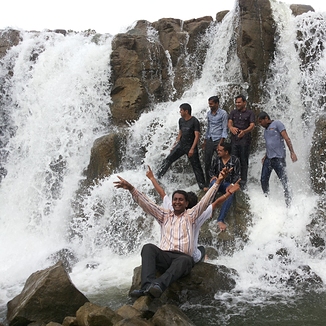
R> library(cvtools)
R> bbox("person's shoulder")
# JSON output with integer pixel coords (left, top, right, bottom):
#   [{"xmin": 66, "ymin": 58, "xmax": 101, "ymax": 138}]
[{"xmin": 231, "ymin": 155, "xmax": 240, "ymax": 163}]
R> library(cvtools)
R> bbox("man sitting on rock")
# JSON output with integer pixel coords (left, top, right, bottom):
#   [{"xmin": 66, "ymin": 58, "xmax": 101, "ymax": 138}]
[
  {"xmin": 146, "ymin": 165, "xmax": 240, "ymax": 264},
  {"xmin": 113, "ymin": 167, "xmax": 239, "ymax": 299}
]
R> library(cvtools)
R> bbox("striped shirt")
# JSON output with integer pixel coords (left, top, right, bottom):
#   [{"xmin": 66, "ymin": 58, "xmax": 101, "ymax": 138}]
[{"xmin": 130, "ymin": 182, "xmax": 219, "ymax": 256}]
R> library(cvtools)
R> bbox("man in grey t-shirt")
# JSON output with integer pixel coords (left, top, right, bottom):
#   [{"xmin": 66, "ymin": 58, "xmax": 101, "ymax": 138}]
[{"xmin": 258, "ymin": 112, "xmax": 298, "ymax": 206}]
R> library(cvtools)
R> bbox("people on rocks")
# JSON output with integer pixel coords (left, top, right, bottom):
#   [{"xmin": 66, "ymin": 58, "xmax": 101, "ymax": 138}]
[
  {"xmin": 228, "ymin": 94, "xmax": 255, "ymax": 189},
  {"xmin": 146, "ymin": 165, "xmax": 240, "ymax": 263},
  {"xmin": 207, "ymin": 142, "xmax": 241, "ymax": 231},
  {"xmin": 258, "ymin": 111, "xmax": 298, "ymax": 207},
  {"xmin": 203, "ymin": 96, "xmax": 228, "ymax": 187},
  {"xmin": 157, "ymin": 103, "xmax": 206, "ymax": 190},
  {"xmin": 113, "ymin": 167, "xmax": 237, "ymax": 299}
]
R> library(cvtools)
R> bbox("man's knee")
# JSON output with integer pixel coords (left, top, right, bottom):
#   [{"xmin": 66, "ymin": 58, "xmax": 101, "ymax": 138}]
[{"xmin": 141, "ymin": 243, "xmax": 157, "ymax": 257}]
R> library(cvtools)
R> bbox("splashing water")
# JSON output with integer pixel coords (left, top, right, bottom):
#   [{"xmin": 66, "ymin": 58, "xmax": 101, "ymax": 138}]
[{"xmin": 1, "ymin": 1, "xmax": 326, "ymax": 325}]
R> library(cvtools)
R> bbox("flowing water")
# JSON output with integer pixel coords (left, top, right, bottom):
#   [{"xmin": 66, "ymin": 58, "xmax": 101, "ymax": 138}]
[{"xmin": 1, "ymin": 1, "xmax": 326, "ymax": 325}]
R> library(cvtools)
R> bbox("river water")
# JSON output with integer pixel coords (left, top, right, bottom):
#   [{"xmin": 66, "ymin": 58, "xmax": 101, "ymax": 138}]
[{"xmin": 1, "ymin": 1, "xmax": 326, "ymax": 325}]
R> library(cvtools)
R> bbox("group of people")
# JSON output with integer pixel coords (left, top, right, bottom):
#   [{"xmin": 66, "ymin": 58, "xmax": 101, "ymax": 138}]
[
  {"xmin": 113, "ymin": 94, "xmax": 298, "ymax": 299},
  {"xmin": 158, "ymin": 94, "xmax": 297, "ymax": 208}
]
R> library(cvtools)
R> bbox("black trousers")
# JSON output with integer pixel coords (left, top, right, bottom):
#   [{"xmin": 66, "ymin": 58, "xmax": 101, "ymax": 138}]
[
  {"xmin": 140, "ymin": 243, "xmax": 194, "ymax": 291},
  {"xmin": 231, "ymin": 143, "xmax": 250, "ymax": 185},
  {"xmin": 157, "ymin": 143, "xmax": 205, "ymax": 189}
]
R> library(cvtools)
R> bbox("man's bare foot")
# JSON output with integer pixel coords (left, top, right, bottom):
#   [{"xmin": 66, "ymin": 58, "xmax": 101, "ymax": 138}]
[{"xmin": 217, "ymin": 221, "xmax": 227, "ymax": 232}]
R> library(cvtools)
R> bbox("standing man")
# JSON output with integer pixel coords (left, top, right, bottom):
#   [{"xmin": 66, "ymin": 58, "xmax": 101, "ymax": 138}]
[
  {"xmin": 157, "ymin": 103, "xmax": 205, "ymax": 190},
  {"xmin": 258, "ymin": 111, "xmax": 298, "ymax": 206},
  {"xmin": 203, "ymin": 96, "xmax": 228, "ymax": 187},
  {"xmin": 228, "ymin": 94, "xmax": 255, "ymax": 189},
  {"xmin": 113, "ymin": 167, "xmax": 233, "ymax": 299},
  {"xmin": 208, "ymin": 142, "xmax": 241, "ymax": 231}
]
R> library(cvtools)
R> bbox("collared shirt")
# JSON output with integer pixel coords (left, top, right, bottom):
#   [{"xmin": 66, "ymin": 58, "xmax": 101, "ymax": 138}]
[
  {"xmin": 130, "ymin": 182, "xmax": 219, "ymax": 256},
  {"xmin": 163, "ymin": 196, "xmax": 213, "ymax": 263},
  {"xmin": 209, "ymin": 155, "xmax": 241, "ymax": 184},
  {"xmin": 205, "ymin": 109, "xmax": 228, "ymax": 141},
  {"xmin": 228, "ymin": 109, "xmax": 255, "ymax": 145}
]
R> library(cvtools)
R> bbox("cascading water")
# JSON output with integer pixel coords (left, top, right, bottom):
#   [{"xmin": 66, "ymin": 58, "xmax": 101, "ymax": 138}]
[{"xmin": 1, "ymin": 1, "xmax": 326, "ymax": 325}]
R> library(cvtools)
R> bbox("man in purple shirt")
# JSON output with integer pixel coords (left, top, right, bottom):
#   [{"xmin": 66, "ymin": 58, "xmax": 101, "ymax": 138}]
[{"xmin": 228, "ymin": 94, "xmax": 255, "ymax": 189}]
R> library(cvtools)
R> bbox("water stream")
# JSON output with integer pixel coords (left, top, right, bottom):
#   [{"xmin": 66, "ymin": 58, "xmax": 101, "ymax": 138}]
[{"xmin": 1, "ymin": 2, "xmax": 326, "ymax": 325}]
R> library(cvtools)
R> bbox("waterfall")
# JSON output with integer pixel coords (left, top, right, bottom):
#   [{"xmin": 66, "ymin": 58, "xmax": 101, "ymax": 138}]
[{"xmin": 1, "ymin": 1, "xmax": 326, "ymax": 324}]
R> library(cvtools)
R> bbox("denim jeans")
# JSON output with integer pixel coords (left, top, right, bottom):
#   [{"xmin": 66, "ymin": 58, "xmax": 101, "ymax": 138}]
[
  {"xmin": 209, "ymin": 180, "xmax": 234, "ymax": 222},
  {"xmin": 261, "ymin": 157, "xmax": 291, "ymax": 206}
]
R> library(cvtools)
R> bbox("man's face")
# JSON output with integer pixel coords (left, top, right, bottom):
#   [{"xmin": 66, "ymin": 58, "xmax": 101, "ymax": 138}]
[
  {"xmin": 172, "ymin": 193, "xmax": 189, "ymax": 215},
  {"xmin": 208, "ymin": 100, "xmax": 218, "ymax": 112},
  {"xmin": 179, "ymin": 108, "xmax": 186, "ymax": 118},
  {"xmin": 259, "ymin": 117, "xmax": 269, "ymax": 128},
  {"xmin": 217, "ymin": 145, "xmax": 227, "ymax": 158},
  {"xmin": 235, "ymin": 98, "xmax": 246, "ymax": 111}
]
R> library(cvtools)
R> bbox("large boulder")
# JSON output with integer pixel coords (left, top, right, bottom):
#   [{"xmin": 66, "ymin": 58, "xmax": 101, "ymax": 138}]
[
  {"xmin": 236, "ymin": 0, "xmax": 276, "ymax": 108},
  {"xmin": 110, "ymin": 16, "xmax": 213, "ymax": 123},
  {"xmin": 130, "ymin": 262, "xmax": 237, "ymax": 305},
  {"xmin": 85, "ymin": 132, "xmax": 125, "ymax": 183},
  {"xmin": 7, "ymin": 262, "xmax": 89, "ymax": 326}
]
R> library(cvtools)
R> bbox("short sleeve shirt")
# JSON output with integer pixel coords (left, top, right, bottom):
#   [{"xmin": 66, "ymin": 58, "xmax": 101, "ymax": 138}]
[
  {"xmin": 179, "ymin": 116, "xmax": 201, "ymax": 151},
  {"xmin": 228, "ymin": 109, "xmax": 255, "ymax": 145},
  {"xmin": 264, "ymin": 120, "xmax": 286, "ymax": 159}
]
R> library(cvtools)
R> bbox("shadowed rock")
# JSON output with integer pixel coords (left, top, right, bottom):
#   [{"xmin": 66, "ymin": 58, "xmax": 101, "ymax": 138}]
[{"xmin": 7, "ymin": 262, "xmax": 89, "ymax": 326}]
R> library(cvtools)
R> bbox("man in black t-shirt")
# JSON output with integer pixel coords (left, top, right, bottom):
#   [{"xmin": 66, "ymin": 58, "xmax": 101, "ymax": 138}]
[{"xmin": 157, "ymin": 103, "xmax": 206, "ymax": 190}]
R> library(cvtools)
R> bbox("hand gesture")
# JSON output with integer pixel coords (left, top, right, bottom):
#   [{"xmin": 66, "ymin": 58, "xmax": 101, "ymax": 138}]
[
  {"xmin": 114, "ymin": 176, "xmax": 134, "ymax": 191},
  {"xmin": 146, "ymin": 165, "xmax": 154, "ymax": 180}
]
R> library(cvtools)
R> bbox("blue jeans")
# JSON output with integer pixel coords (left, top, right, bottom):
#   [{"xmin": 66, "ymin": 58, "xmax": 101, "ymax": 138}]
[
  {"xmin": 261, "ymin": 157, "xmax": 291, "ymax": 206},
  {"xmin": 210, "ymin": 180, "xmax": 234, "ymax": 222}
]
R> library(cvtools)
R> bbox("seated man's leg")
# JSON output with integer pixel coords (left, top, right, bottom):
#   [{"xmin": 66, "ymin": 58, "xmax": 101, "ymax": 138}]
[
  {"xmin": 153, "ymin": 251, "xmax": 194, "ymax": 292},
  {"xmin": 216, "ymin": 182, "xmax": 233, "ymax": 230},
  {"xmin": 157, "ymin": 144, "xmax": 184, "ymax": 179}
]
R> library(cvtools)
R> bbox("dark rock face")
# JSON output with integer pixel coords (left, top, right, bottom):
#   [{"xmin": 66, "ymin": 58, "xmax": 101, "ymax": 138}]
[
  {"xmin": 310, "ymin": 115, "xmax": 326, "ymax": 195},
  {"xmin": 84, "ymin": 133, "xmax": 125, "ymax": 184},
  {"xmin": 110, "ymin": 16, "xmax": 213, "ymax": 122},
  {"xmin": 7, "ymin": 262, "xmax": 89, "ymax": 326},
  {"xmin": 236, "ymin": 0, "xmax": 276, "ymax": 108},
  {"xmin": 130, "ymin": 262, "xmax": 238, "ymax": 305},
  {"xmin": 290, "ymin": 4, "xmax": 315, "ymax": 16}
]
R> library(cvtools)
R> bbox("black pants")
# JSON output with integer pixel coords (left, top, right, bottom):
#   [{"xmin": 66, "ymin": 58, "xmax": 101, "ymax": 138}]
[
  {"xmin": 140, "ymin": 243, "xmax": 194, "ymax": 291},
  {"xmin": 231, "ymin": 143, "xmax": 250, "ymax": 186},
  {"xmin": 204, "ymin": 138, "xmax": 220, "ymax": 186},
  {"xmin": 157, "ymin": 143, "xmax": 205, "ymax": 189}
]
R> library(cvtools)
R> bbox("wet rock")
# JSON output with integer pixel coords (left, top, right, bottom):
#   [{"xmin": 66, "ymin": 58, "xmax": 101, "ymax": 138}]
[
  {"xmin": 290, "ymin": 4, "xmax": 315, "ymax": 16},
  {"xmin": 7, "ymin": 262, "xmax": 89, "ymax": 326},
  {"xmin": 76, "ymin": 302, "xmax": 123, "ymax": 326},
  {"xmin": 130, "ymin": 262, "xmax": 238, "ymax": 305},
  {"xmin": 151, "ymin": 304, "xmax": 195, "ymax": 326}
]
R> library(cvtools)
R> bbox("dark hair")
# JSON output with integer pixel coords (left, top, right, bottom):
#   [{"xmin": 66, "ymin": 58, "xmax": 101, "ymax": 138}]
[
  {"xmin": 179, "ymin": 103, "xmax": 192, "ymax": 115},
  {"xmin": 219, "ymin": 141, "xmax": 232, "ymax": 154},
  {"xmin": 172, "ymin": 190, "xmax": 189, "ymax": 202},
  {"xmin": 258, "ymin": 111, "xmax": 270, "ymax": 120},
  {"xmin": 187, "ymin": 191, "xmax": 198, "ymax": 209},
  {"xmin": 235, "ymin": 94, "xmax": 246, "ymax": 102},
  {"xmin": 208, "ymin": 96, "xmax": 219, "ymax": 104}
]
